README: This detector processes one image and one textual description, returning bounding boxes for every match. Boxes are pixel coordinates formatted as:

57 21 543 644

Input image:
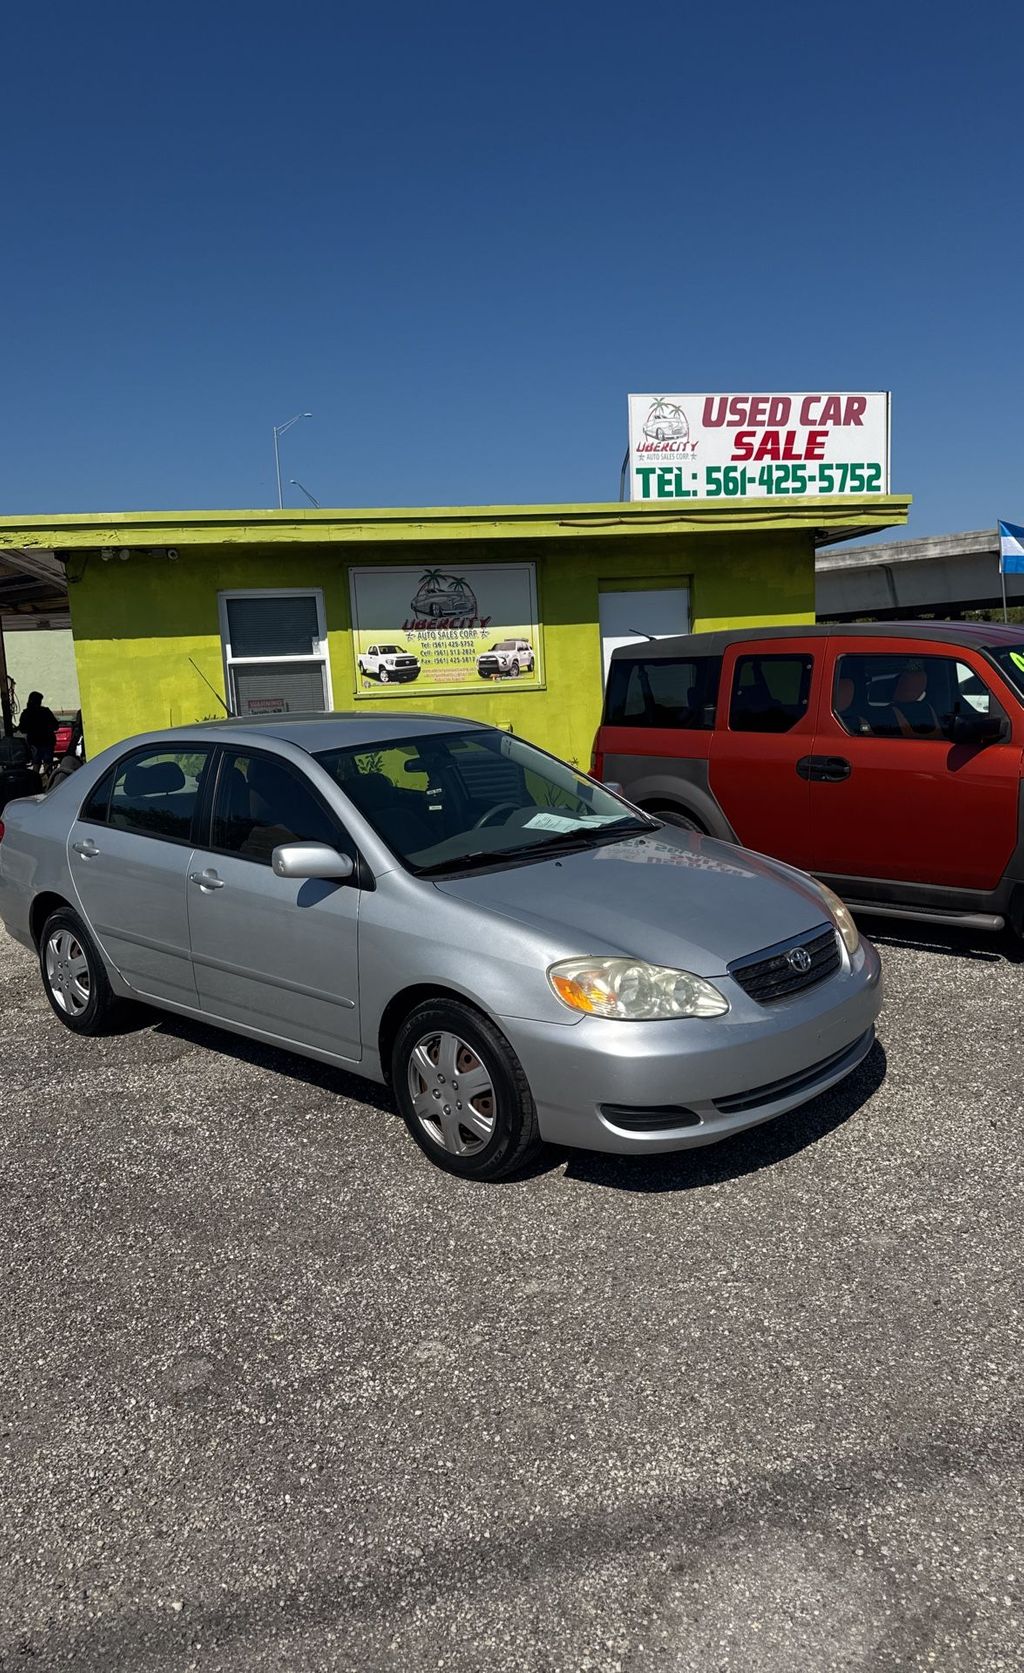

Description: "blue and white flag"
999 520 1024 574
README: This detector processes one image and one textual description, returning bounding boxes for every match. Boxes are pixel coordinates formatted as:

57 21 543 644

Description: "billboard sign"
349 562 541 697
627 392 890 502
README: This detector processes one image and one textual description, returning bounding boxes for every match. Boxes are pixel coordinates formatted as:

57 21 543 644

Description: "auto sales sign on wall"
627 392 890 502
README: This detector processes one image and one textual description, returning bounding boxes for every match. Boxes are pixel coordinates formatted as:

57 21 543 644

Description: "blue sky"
3 0 1021 536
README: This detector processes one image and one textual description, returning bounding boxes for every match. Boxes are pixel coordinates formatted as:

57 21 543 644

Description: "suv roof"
609 621 1024 663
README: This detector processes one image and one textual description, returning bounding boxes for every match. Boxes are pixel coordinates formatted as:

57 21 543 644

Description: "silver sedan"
0 714 882 1180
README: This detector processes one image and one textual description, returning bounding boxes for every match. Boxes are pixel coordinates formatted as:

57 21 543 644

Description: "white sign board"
627 392 890 502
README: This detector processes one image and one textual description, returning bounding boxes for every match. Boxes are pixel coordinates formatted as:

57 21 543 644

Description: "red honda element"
593 623 1024 935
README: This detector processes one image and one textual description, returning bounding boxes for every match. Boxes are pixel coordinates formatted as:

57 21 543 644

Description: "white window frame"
218 587 333 715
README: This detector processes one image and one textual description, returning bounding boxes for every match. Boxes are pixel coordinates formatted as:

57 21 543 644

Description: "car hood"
433 830 832 975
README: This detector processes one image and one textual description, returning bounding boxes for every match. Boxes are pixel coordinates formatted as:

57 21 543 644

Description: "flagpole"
999 522 1009 623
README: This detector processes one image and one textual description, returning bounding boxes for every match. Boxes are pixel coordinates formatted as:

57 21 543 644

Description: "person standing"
17 690 58 773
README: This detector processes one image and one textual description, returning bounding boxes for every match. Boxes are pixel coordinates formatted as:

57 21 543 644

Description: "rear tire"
39 906 126 1035
392 999 543 1181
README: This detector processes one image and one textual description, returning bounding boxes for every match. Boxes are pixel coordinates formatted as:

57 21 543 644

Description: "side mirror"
272 841 355 881
949 712 1008 746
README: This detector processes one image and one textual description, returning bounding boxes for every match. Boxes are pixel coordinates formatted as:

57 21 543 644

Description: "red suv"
593 623 1024 936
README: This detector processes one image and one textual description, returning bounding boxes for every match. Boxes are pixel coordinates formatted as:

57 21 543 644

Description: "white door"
598 587 690 680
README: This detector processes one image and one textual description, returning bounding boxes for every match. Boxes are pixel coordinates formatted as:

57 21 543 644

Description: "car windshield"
491 641 517 650
379 645 402 654
314 728 652 875
988 645 1024 700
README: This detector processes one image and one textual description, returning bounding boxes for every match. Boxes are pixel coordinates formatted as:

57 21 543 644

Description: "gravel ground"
1 915 1022 1672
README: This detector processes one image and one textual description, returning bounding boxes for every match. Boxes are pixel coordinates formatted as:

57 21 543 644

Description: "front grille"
395 658 417 668
712 1029 873 1115
729 925 840 1004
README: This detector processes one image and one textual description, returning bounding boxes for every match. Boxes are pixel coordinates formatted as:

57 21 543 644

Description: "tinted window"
833 654 1002 740
107 749 210 842
80 768 114 824
211 751 351 865
729 655 813 733
988 644 1024 700
225 594 320 657
605 657 721 729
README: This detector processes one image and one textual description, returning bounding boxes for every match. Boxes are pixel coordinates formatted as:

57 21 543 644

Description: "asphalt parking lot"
1 917 1022 1673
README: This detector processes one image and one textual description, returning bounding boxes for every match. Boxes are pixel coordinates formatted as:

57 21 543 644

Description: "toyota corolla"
0 714 882 1180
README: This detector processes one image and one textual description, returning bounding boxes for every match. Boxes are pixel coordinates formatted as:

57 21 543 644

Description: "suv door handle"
189 869 225 890
796 755 852 783
72 838 100 857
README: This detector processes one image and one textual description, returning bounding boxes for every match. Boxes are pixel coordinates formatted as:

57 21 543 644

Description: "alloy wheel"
45 929 91 1016
406 1030 496 1156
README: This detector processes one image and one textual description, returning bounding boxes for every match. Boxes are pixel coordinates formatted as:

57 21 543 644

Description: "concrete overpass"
816 527 1023 620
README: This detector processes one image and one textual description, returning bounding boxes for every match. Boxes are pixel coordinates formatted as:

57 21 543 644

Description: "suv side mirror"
949 711 1008 746
272 842 355 881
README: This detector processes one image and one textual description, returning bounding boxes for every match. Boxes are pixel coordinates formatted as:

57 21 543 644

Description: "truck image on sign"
358 645 421 684
477 639 535 679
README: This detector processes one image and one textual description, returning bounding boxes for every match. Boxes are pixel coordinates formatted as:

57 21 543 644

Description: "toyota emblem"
786 946 813 973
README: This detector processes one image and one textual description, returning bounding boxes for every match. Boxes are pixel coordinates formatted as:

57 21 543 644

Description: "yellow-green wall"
69 532 815 763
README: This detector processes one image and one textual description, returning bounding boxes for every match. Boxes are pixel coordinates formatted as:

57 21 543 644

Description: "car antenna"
189 657 230 714
628 630 658 641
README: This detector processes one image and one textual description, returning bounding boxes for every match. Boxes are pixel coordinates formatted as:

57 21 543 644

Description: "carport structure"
0 546 69 735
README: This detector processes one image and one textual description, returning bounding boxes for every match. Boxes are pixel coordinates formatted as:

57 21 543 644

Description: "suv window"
605 656 722 729
103 748 211 843
729 654 813 734
211 750 353 865
833 654 1003 740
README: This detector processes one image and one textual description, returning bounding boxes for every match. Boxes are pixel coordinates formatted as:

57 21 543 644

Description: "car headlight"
548 957 729 1020
817 883 860 957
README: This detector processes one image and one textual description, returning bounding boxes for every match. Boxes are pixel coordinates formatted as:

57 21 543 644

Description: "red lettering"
754 431 781 460
748 396 769 426
782 430 800 460
805 429 827 460
768 396 790 425
731 430 756 461
728 395 749 426
844 395 866 426
703 396 727 427
799 395 821 425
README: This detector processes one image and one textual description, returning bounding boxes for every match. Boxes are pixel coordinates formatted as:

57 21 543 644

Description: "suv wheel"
392 999 543 1180
651 808 705 834
379 668 390 683
510 661 520 677
39 907 126 1035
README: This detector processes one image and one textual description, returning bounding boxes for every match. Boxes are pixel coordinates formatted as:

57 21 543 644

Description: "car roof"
609 621 1024 662
140 712 490 752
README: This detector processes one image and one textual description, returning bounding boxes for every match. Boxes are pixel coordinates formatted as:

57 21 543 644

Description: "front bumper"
500 940 883 1153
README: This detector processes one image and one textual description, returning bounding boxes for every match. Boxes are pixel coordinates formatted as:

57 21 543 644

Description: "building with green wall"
0 497 910 763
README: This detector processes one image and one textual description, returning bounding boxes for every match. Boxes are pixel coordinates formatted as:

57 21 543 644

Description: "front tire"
39 907 125 1035
379 668 390 684
392 999 543 1180
510 661 520 677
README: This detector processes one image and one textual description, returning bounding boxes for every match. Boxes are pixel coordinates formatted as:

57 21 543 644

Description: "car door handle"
796 755 852 783
72 838 100 857
189 869 225 890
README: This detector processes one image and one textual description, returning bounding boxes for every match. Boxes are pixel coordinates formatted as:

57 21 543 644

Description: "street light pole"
290 479 320 508
272 412 312 509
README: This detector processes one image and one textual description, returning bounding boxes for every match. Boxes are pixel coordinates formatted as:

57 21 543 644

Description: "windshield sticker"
1011 651 1024 674
523 812 620 833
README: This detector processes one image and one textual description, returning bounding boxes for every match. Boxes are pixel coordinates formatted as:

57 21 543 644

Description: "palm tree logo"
410 568 479 618
643 398 689 444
